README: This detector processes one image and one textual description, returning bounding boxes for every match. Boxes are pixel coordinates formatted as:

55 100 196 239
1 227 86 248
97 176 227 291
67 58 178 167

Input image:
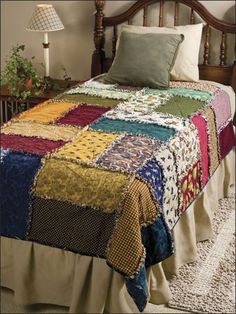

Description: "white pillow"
118 23 203 82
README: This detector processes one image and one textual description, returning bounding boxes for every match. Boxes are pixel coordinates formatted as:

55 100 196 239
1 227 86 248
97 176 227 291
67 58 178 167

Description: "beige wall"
1 1 235 81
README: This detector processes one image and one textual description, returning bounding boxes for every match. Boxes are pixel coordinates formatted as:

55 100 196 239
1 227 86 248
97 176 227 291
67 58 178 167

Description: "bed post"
91 0 105 77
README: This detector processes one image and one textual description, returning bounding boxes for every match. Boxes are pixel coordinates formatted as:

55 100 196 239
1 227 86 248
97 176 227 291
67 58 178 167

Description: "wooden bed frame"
91 0 236 91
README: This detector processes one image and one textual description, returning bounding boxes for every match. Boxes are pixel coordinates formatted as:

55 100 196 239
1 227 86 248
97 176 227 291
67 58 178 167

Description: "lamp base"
44 76 52 91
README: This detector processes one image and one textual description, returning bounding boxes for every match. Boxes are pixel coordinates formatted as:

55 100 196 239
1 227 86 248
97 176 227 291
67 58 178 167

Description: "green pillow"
104 31 184 88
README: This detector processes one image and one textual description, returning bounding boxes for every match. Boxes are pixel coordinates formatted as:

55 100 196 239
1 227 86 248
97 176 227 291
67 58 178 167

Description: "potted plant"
1 44 45 114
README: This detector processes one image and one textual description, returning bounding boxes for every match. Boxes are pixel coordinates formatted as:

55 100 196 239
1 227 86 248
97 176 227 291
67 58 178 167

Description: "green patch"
55 93 120 108
156 96 204 118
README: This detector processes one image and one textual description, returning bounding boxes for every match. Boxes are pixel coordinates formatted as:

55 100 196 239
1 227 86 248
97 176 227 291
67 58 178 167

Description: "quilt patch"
145 87 212 102
1 121 81 142
90 117 176 141
180 161 201 214
107 178 159 277
56 93 121 107
53 130 119 163
170 81 219 93
66 86 133 100
28 197 116 257
219 121 236 159
137 158 164 207
55 104 110 127
1 151 41 239
201 107 220 175
208 90 232 133
34 158 131 213
96 134 161 173
0 134 66 156
169 122 200 177
103 104 186 131
154 147 179 229
17 101 76 123
191 114 209 187
156 95 205 118
120 93 172 112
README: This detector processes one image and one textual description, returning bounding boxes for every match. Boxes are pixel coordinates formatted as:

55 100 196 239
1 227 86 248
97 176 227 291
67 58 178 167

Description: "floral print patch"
96 134 162 173
180 161 201 214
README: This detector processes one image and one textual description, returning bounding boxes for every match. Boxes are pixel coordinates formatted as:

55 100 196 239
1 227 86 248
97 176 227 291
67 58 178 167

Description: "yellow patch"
17 101 76 123
53 130 119 163
34 158 131 213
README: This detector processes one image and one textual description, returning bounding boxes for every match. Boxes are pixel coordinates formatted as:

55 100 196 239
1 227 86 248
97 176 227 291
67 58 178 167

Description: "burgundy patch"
0 134 66 156
191 114 209 187
56 104 110 127
219 121 236 159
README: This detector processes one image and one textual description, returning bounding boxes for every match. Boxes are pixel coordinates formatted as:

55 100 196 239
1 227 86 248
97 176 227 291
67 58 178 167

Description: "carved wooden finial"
220 32 226 66
94 0 105 52
174 1 179 26
112 25 117 58
91 0 105 77
190 9 195 24
159 0 164 27
143 6 148 26
203 24 210 65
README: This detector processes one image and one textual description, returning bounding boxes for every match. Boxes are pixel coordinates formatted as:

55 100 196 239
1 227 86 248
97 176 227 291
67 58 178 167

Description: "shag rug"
168 196 235 314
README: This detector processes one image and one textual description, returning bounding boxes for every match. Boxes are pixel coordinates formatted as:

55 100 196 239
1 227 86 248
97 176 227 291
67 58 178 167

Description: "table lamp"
27 4 64 79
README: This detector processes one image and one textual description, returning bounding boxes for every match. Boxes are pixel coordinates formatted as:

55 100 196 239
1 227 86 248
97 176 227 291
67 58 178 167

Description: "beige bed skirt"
1 149 235 314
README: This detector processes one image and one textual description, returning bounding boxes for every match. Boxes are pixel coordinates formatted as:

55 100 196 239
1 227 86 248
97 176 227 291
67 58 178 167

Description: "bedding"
0 78 235 312
104 32 184 88
117 23 203 82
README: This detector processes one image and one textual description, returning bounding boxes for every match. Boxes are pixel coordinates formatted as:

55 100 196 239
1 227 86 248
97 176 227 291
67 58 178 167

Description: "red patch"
0 134 66 156
56 104 110 127
180 161 201 214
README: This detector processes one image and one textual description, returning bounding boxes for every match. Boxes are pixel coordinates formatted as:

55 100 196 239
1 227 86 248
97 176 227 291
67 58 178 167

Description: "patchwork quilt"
1 78 235 311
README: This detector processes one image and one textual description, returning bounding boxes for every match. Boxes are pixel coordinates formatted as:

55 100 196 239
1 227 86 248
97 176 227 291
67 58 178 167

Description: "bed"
1 0 236 313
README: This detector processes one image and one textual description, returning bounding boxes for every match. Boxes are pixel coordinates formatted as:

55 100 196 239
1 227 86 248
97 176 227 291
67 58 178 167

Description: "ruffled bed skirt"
1 149 235 314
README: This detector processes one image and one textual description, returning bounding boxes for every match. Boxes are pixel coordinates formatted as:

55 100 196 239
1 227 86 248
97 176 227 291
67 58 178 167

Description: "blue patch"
137 158 164 206
0 151 42 239
125 214 174 311
90 118 176 141
142 214 174 267
125 265 148 312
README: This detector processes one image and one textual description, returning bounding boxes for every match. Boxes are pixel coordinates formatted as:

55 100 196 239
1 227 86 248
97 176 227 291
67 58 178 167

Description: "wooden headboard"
91 0 236 91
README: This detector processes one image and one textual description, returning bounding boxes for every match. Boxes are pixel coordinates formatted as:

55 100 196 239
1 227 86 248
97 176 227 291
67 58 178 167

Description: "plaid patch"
107 178 159 277
28 197 116 257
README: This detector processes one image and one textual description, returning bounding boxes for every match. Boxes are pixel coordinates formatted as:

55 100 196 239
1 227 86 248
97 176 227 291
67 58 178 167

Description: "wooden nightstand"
0 79 83 124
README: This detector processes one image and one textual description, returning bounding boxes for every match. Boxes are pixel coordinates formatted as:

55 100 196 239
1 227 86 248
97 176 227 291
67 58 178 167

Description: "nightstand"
0 79 83 124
